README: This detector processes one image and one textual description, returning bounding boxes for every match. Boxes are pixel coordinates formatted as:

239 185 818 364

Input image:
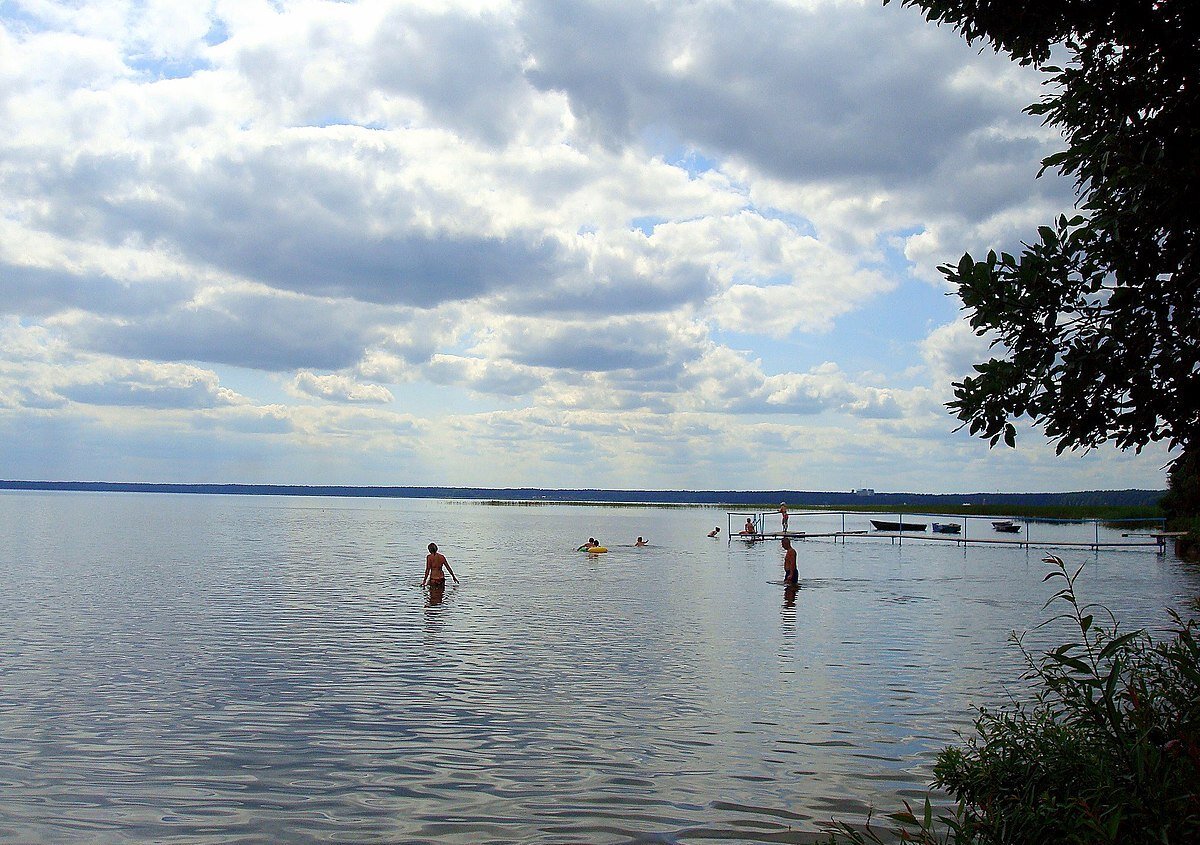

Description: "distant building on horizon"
853 488 875 496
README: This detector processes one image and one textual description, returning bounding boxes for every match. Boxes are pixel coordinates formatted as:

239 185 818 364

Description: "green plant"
823 555 1200 844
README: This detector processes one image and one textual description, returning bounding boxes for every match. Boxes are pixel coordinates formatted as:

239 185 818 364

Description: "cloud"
521 0 1040 184
0 262 192 318
920 318 996 395
291 371 394 404
56 360 240 410
0 1 1172 491
496 319 684 372
62 286 388 372
423 354 545 396
369 5 532 146
18 135 571 308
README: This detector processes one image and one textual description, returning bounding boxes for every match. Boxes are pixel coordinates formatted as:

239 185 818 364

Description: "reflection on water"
0 492 1195 844
426 582 447 607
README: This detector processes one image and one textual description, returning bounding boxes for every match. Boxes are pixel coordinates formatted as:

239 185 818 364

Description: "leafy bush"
823 555 1200 844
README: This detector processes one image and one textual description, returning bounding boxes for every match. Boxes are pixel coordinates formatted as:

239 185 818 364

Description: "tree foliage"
887 0 1200 457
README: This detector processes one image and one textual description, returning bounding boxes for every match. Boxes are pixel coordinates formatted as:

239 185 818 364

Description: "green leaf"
1097 631 1141 660
1047 653 1092 673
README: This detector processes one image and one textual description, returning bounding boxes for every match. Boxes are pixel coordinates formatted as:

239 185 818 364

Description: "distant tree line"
0 479 1163 509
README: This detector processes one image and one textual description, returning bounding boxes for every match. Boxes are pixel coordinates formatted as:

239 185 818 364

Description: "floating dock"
726 510 1171 552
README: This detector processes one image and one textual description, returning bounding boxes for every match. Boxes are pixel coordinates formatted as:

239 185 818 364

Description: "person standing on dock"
779 503 789 533
781 537 798 586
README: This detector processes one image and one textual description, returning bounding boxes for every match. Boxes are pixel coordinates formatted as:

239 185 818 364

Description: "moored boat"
870 519 927 532
932 522 961 534
992 520 1022 533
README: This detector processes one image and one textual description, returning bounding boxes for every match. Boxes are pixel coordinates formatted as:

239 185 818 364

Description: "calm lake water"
1 492 1196 844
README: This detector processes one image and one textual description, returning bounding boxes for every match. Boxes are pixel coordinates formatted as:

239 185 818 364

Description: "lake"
1 492 1195 844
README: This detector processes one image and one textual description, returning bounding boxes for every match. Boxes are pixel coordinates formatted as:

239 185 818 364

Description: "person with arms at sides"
781 537 798 587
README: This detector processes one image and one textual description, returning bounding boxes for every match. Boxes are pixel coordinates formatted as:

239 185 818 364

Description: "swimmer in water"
635 537 647 546
422 542 459 587
707 527 720 537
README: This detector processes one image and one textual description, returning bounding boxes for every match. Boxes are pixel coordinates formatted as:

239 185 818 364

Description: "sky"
0 0 1173 493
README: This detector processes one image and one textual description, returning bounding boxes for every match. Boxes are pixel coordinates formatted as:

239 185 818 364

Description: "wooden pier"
726 510 1170 552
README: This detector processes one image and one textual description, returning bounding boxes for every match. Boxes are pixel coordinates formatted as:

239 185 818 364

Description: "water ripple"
1 493 1195 843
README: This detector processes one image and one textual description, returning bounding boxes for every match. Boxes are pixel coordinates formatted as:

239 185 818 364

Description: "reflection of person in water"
426 583 446 607
783 583 799 608
782 537 798 586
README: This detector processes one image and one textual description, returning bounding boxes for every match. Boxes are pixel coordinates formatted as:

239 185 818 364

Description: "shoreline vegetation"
822 556 1200 845
0 480 1163 521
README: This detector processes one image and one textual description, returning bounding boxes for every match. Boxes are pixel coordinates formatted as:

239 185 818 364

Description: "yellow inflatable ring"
586 546 608 553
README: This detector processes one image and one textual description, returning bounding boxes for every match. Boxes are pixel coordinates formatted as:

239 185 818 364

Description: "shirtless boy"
781 537 798 586
422 542 459 587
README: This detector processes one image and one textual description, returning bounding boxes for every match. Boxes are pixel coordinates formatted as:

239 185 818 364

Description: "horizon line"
0 480 1166 498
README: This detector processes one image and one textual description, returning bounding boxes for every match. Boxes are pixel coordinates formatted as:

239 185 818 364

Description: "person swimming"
635 537 647 546
707 527 720 537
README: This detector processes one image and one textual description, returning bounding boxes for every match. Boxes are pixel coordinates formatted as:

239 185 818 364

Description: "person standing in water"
779 503 789 533
422 542 458 587
781 537 798 586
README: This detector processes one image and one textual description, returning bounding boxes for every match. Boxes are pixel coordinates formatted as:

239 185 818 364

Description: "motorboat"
932 522 962 534
870 519 927 532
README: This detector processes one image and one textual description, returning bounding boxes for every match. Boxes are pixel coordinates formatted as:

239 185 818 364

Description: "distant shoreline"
0 479 1164 512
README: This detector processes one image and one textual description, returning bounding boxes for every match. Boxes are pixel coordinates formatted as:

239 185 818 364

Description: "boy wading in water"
781 537 798 587
422 543 459 587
